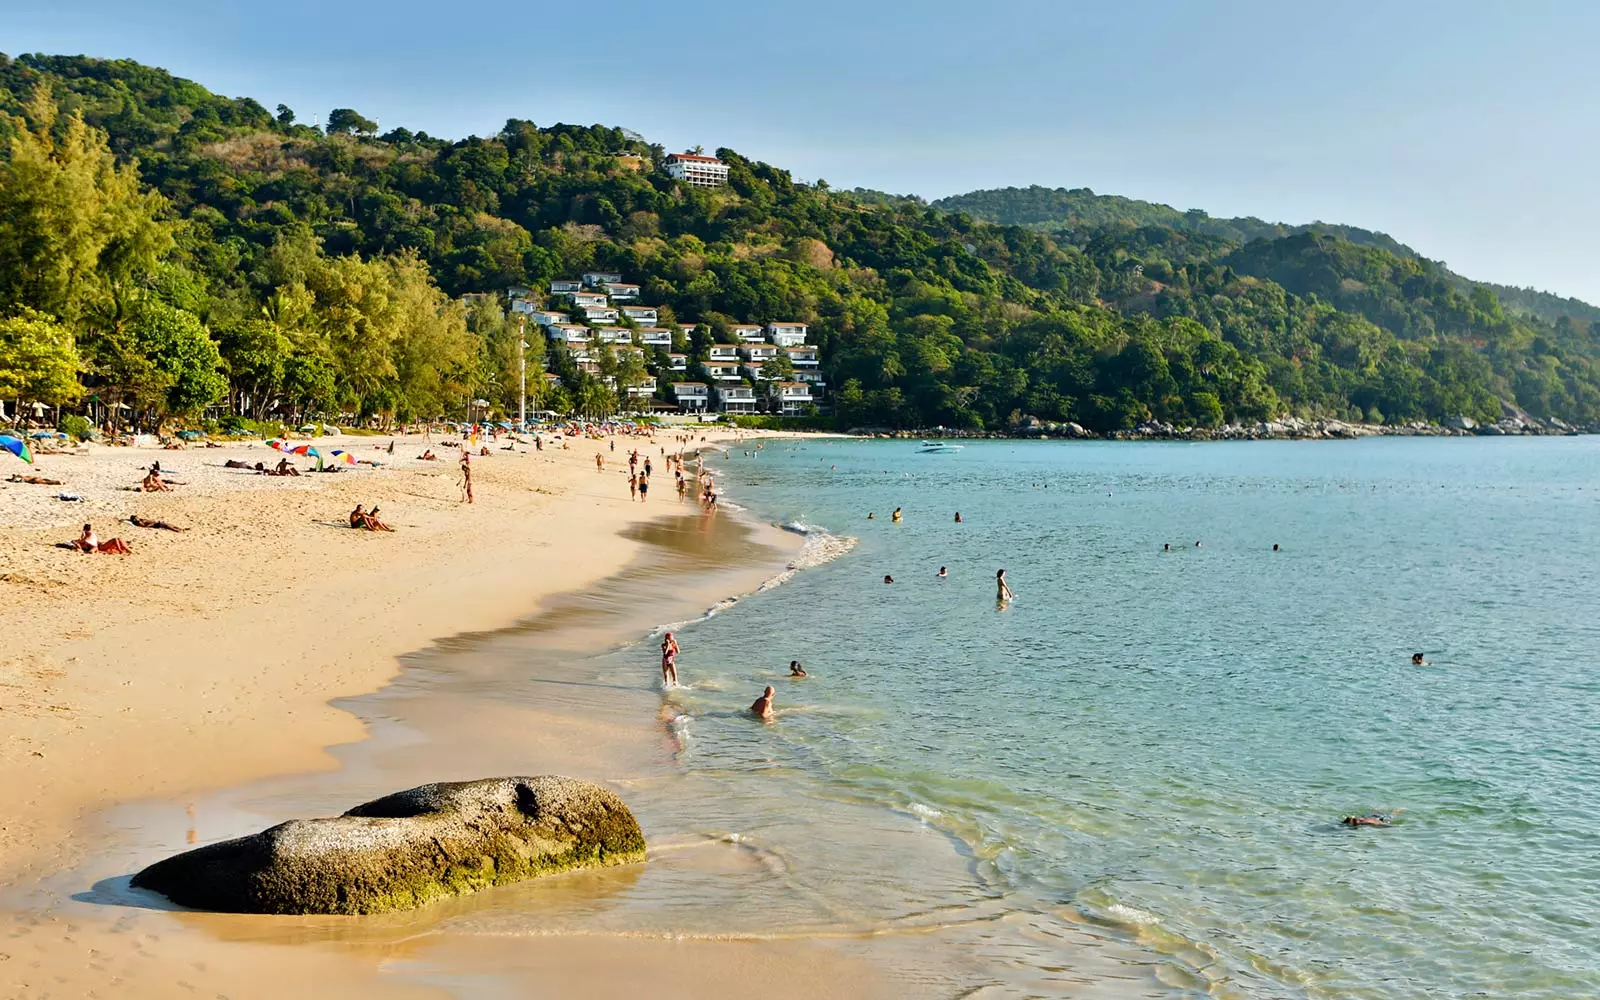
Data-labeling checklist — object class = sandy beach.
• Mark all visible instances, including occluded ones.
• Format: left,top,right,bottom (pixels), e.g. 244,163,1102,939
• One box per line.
0,428,898,998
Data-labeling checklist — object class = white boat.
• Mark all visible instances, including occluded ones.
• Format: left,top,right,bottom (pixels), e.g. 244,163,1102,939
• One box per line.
918,441,965,453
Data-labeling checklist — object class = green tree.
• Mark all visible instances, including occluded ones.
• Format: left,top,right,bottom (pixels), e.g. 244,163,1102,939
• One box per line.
0,87,174,331
131,301,227,417
0,310,83,411
326,108,377,136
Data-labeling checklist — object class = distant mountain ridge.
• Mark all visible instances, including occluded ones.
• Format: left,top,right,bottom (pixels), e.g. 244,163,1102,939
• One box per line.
931,185,1599,326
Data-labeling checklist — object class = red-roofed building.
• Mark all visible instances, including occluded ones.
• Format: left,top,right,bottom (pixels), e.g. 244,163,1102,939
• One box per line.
665,152,729,188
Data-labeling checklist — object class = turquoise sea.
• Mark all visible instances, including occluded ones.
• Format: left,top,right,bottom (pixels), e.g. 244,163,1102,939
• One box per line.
592,437,1600,998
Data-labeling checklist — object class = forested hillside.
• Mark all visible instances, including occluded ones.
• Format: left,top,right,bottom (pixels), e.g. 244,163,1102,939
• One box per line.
4,52,1599,432
932,184,1600,329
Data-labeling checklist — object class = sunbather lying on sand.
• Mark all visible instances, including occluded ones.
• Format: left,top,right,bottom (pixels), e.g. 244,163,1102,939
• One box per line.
8,474,65,485
130,515,186,532
223,459,255,470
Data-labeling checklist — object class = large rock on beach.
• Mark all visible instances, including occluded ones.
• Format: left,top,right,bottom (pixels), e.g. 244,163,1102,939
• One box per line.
130,776,645,914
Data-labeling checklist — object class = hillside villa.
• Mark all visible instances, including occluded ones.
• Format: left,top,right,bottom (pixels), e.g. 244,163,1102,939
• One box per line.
664,152,729,188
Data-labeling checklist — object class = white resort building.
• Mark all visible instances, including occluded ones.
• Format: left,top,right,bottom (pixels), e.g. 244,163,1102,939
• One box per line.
664,152,729,188
704,361,743,382
671,382,710,412
718,384,757,413
767,322,809,347
776,382,814,415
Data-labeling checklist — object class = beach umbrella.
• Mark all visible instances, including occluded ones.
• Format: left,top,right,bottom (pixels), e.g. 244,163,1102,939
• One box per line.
328,449,357,464
290,444,319,457
0,434,33,464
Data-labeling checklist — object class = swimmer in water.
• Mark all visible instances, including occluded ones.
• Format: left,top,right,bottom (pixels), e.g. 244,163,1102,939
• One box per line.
1272,543,1280,551
1194,540,1202,548
954,512,962,523
750,686,776,720
883,574,894,584
788,660,807,677
867,512,876,520
1163,543,1171,552
996,568,1013,602
937,566,947,579
891,507,902,522
1342,814,1391,827
1411,652,1430,666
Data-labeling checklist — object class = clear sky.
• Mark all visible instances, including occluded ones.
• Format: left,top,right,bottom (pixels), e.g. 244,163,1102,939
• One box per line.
7,0,1599,301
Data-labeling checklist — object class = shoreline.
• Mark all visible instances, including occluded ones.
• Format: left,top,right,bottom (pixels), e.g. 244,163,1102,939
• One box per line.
0,428,821,998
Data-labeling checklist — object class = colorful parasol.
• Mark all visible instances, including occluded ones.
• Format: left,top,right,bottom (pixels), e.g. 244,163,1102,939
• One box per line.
328,450,357,464
1,434,34,464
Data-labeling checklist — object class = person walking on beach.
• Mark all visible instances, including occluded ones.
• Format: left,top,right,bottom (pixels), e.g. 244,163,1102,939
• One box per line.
676,473,687,501
661,632,679,687
996,568,1014,602
638,472,649,502
628,472,638,500
644,457,653,479
459,449,474,504
596,452,605,472
751,686,776,720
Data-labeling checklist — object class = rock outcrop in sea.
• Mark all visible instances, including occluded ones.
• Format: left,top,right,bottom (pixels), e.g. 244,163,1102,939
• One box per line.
130,776,646,914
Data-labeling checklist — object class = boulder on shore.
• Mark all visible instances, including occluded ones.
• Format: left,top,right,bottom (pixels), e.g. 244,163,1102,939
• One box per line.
130,776,646,914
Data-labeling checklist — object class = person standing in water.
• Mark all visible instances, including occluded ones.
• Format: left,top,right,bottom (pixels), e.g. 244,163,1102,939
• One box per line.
937,567,948,579
788,661,807,677
892,507,902,522
996,568,1014,602
660,632,680,687
954,512,962,523
750,686,776,720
